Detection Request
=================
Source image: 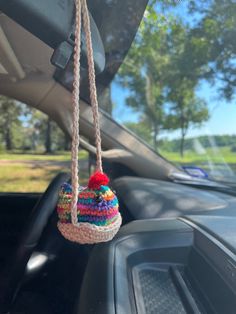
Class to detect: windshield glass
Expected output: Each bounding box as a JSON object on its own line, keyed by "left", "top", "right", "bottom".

{"left": 106, "top": 0, "right": 236, "bottom": 185}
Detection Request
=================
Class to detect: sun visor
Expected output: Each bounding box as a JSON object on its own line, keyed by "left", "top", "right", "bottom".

{"left": 0, "top": 0, "right": 149, "bottom": 101}
{"left": 0, "top": 0, "right": 105, "bottom": 74}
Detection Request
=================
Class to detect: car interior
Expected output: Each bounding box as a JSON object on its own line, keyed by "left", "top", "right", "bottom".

{"left": 0, "top": 1, "right": 235, "bottom": 313}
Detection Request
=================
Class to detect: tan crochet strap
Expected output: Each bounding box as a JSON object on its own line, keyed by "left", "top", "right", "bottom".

{"left": 71, "top": 0, "right": 81, "bottom": 226}
{"left": 81, "top": 0, "right": 103, "bottom": 174}
{"left": 71, "top": 0, "right": 103, "bottom": 225}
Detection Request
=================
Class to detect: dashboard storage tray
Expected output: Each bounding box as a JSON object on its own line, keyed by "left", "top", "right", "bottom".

{"left": 77, "top": 219, "right": 236, "bottom": 314}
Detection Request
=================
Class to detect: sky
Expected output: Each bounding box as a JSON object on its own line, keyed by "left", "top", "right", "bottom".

{"left": 111, "top": 81, "right": 236, "bottom": 140}
{"left": 110, "top": 0, "right": 236, "bottom": 141}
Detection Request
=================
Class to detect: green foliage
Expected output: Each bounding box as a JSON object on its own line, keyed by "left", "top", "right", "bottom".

{"left": 159, "top": 135, "right": 236, "bottom": 152}
{"left": 117, "top": 5, "right": 180, "bottom": 150}
{"left": 187, "top": 0, "right": 236, "bottom": 100}
{"left": 0, "top": 96, "right": 26, "bottom": 150}
{"left": 116, "top": 0, "right": 236, "bottom": 156}
{"left": 21, "top": 108, "right": 69, "bottom": 152}
{"left": 117, "top": 3, "right": 213, "bottom": 154}
{"left": 0, "top": 96, "right": 70, "bottom": 153}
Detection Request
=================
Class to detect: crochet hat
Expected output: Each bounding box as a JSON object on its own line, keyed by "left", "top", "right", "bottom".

{"left": 77, "top": 172, "right": 119, "bottom": 226}
{"left": 57, "top": 173, "right": 121, "bottom": 243}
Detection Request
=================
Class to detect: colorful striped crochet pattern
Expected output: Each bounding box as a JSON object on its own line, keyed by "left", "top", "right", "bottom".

{"left": 57, "top": 172, "right": 120, "bottom": 227}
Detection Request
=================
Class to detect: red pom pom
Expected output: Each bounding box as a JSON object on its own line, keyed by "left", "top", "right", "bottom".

{"left": 88, "top": 172, "right": 110, "bottom": 189}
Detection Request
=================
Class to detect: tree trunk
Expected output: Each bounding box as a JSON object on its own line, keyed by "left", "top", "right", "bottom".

{"left": 179, "top": 108, "right": 186, "bottom": 158}
{"left": 5, "top": 126, "right": 12, "bottom": 150}
{"left": 153, "top": 123, "right": 158, "bottom": 151}
{"left": 4, "top": 111, "right": 13, "bottom": 150}
{"left": 180, "top": 125, "right": 187, "bottom": 158}
{"left": 180, "top": 132, "right": 185, "bottom": 158}
{"left": 64, "top": 133, "right": 71, "bottom": 151}
{"left": 45, "top": 117, "right": 52, "bottom": 153}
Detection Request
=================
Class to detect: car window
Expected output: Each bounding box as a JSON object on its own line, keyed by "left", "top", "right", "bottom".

{"left": 0, "top": 96, "right": 88, "bottom": 192}
{"left": 104, "top": 0, "right": 236, "bottom": 185}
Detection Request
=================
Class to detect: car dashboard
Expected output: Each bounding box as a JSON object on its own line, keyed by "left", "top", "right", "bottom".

{"left": 76, "top": 218, "right": 236, "bottom": 314}
{"left": 75, "top": 176, "right": 236, "bottom": 314}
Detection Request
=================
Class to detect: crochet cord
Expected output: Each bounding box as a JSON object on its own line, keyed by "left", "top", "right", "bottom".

{"left": 71, "top": 0, "right": 82, "bottom": 225}
{"left": 71, "top": 0, "right": 103, "bottom": 225}
{"left": 81, "top": 0, "right": 103, "bottom": 173}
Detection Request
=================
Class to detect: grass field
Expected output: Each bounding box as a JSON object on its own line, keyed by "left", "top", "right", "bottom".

{"left": 160, "top": 146, "right": 236, "bottom": 164}
{"left": 0, "top": 151, "right": 88, "bottom": 161}
{"left": 1, "top": 147, "right": 236, "bottom": 192}
{"left": 0, "top": 151, "right": 89, "bottom": 192}
{"left": 160, "top": 146, "right": 236, "bottom": 181}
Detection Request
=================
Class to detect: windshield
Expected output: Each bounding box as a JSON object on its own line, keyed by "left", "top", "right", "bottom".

{"left": 104, "top": 0, "right": 236, "bottom": 185}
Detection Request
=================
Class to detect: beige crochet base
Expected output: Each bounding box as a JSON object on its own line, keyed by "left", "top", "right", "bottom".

{"left": 57, "top": 213, "right": 122, "bottom": 244}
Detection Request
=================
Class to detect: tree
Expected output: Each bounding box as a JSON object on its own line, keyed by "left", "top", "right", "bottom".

{"left": 186, "top": 0, "right": 236, "bottom": 100}
{"left": 45, "top": 116, "right": 52, "bottom": 153}
{"left": 0, "top": 96, "right": 70, "bottom": 153}
{"left": 21, "top": 108, "right": 68, "bottom": 153}
{"left": 0, "top": 96, "right": 24, "bottom": 150}
{"left": 117, "top": 0, "right": 236, "bottom": 158}
{"left": 166, "top": 85, "right": 209, "bottom": 156}
{"left": 117, "top": 6, "right": 177, "bottom": 150}
{"left": 117, "top": 5, "right": 210, "bottom": 153}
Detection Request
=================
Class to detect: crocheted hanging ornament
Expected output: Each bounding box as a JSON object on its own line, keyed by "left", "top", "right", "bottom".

{"left": 56, "top": 0, "right": 121, "bottom": 244}
{"left": 57, "top": 172, "right": 121, "bottom": 244}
